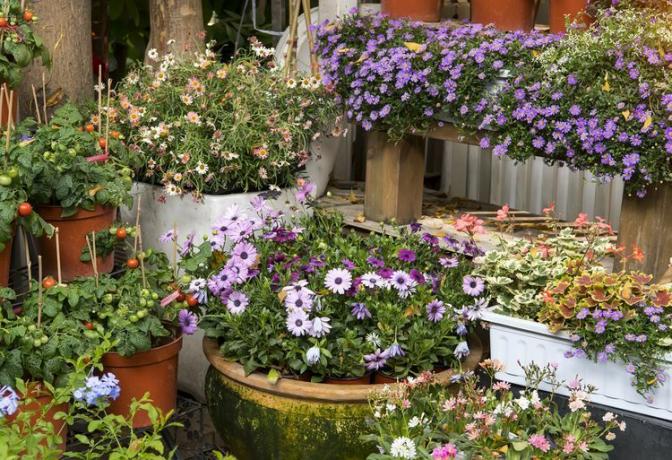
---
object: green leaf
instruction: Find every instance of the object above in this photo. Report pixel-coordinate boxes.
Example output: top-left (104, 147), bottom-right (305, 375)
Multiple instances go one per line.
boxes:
top-left (512, 440), bottom-right (529, 451)
top-left (267, 368), bottom-right (280, 384)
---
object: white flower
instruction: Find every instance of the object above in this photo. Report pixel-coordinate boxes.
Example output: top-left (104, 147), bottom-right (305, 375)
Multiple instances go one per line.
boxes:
top-left (309, 316), bottom-right (331, 338)
top-left (306, 346), bottom-right (320, 365)
top-left (147, 48), bottom-right (159, 61)
top-left (195, 161), bottom-right (209, 175)
top-left (386, 403), bottom-right (396, 413)
top-left (602, 412), bottom-right (616, 422)
top-left (366, 332), bottom-right (381, 348)
top-left (515, 396), bottom-right (530, 410)
top-left (408, 416), bottom-right (421, 428)
top-left (167, 39), bottom-right (176, 46)
top-left (568, 399), bottom-right (585, 412)
top-left (286, 78), bottom-right (297, 89)
top-left (605, 432), bottom-right (616, 441)
top-left (618, 421), bottom-right (626, 431)
top-left (389, 437), bottom-right (416, 459)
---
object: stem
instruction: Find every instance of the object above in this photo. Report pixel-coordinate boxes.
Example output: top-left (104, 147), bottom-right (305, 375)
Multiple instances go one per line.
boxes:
top-left (22, 226), bottom-right (31, 284)
top-left (37, 255), bottom-right (43, 328)
top-left (3, 88), bottom-right (11, 169)
top-left (134, 195), bottom-right (142, 253)
top-left (55, 227), bottom-right (62, 285)
top-left (301, 0), bottom-right (319, 77)
top-left (137, 224), bottom-right (147, 289)
top-left (31, 84), bottom-right (41, 124)
top-left (172, 223), bottom-right (178, 279)
top-left (41, 73), bottom-right (47, 124)
top-left (97, 65), bottom-right (102, 134)
top-left (104, 78), bottom-right (111, 153)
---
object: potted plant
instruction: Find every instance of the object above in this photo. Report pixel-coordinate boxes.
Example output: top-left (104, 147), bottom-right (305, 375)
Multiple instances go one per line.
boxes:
top-left (39, 245), bottom-right (191, 428)
top-left (180, 191), bottom-right (484, 459)
top-left (380, 0), bottom-right (441, 22)
top-left (12, 103), bottom-right (132, 281)
top-left (0, 0), bottom-right (50, 125)
top-left (364, 361), bottom-right (623, 459)
top-left (471, 0), bottom-right (538, 31)
top-left (477, 210), bottom-right (672, 419)
top-left (115, 39), bottom-right (340, 259)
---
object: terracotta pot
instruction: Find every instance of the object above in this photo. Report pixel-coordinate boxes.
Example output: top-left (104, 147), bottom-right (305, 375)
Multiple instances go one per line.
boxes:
top-left (471, 0), bottom-right (538, 31)
top-left (0, 83), bottom-right (17, 127)
top-left (373, 372), bottom-right (398, 384)
top-left (549, 0), bottom-right (592, 33)
top-left (204, 335), bottom-right (483, 460)
top-left (381, 0), bottom-right (441, 22)
top-left (103, 334), bottom-right (183, 428)
top-left (7, 383), bottom-right (69, 453)
top-left (323, 374), bottom-right (372, 385)
top-left (0, 234), bottom-right (12, 286)
top-left (37, 205), bottom-right (116, 281)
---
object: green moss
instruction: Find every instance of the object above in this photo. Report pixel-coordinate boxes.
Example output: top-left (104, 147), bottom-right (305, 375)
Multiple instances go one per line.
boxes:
top-left (205, 366), bottom-right (375, 460)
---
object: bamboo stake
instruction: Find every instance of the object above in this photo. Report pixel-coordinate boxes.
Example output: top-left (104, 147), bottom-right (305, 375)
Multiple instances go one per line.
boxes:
top-left (54, 227), bottom-right (62, 285)
top-left (20, 1), bottom-right (25, 12)
top-left (97, 65), bottom-right (102, 134)
top-left (86, 233), bottom-right (98, 288)
top-left (301, 0), bottom-right (319, 77)
top-left (37, 255), bottom-right (43, 328)
top-left (41, 73), bottom-right (47, 124)
top-left (22, 226), bottom-right (31, 284)
top-left (104, 78), bottom-right (111, 151)
top-left (5, 89), bottom-right (13, 151)
top-left (137, 224), bottom-right (147, 289)
top-left (133, 195), bottom-right (142, 253)
top-left (172, 223), bottom-right (178, 279)
top-left (284, 0), bottom-right (301, 78)
top-left (31, 85), bottom-right (41, 124)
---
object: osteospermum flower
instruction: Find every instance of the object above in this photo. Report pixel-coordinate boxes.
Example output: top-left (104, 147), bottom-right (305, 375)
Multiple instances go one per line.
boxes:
top-left (286, 309), bottom-right (312, 336)
top-left (188, 278), bottom-right (208, 303)
top-left (386, 342), bottom-right (405, 357)
top-left (226, 291), bottom-right (249, 315)
top-left (453, 341), bottom-right (470, 359)
top-left (0, 385), bottom-right (19, 417)
top-left (364, 349), bottom-right (390, 371)
top-left (324, 268), bottom-right (352, 294)
top-left (389, 437), bottom-right (417, 459)
top-left (426, 300), bottom-right (446, 322)
top-left (462, 276), bottom-right (485, 296)
top-left (360, 272), bottom-right (382, 288)
top-left (309, 316), bottom-right (332, 338)
top-left (351, 302), bottom-right (371, 320)
top-left (306, 346), bottom-right (321, 365)
top-left (390, 270), bottom-right (416, 295)
top-left (178, 309), bottom-right (199, 335)
top-left (159, 229), bottom-right (176, 243)
top-left (231, 241), bottom-right (257, 268)
top-left (397, 249), bottom-right (416, 262)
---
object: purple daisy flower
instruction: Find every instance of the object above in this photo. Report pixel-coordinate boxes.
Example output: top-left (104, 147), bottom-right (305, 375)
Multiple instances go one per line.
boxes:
top-left (386, 342), bottom-right (405, 358)
top-left (453, 341), bottom-right (470, 359)
top-left (360, 272), bottom-right (382, 289)
top-left (188, 278), bottom-right (208, 303)
top-left (285, 289), bottom-right (313, 311)
top-left (439, 256), bottom-right (459, 268)
top-left (309, 316), bottom-right (332, 338)
top-left (226, 291), bottom-right (249, 315)
top-left (159, 229), bottom-right (176, 243)
top-left (462, 276), bottom-right (485, 296)
top-left (426, 300), bottom-right (446, 322)
top-left (397, 249), bottom-right (416, 262)
top-left (324, 268), bottom-right (352, 294)
top-left (231, 241), bottom-right (258, 268)
top-left (179, 231), bottom-right (196, 257)
top-left (390, 270), bottom-right (413, 292)
top-left (351, 302), bottom-right (372, 320)
top-left (286, 309), bottom-right (312, 336)
top-left (178, 309), bottom-right (198, 335)
top-left (364, 349), bottom-right (390, 371)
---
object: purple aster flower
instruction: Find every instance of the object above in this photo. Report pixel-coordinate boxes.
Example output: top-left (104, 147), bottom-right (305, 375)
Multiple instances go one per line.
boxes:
top-left (479, 136), bottom-right (491, 149)
top-left (576, 308), bottom-right (590, 320)
top-left (341, 258), bottom-right (356, 270)
top-left (426, 300), bottom-right (446, 322)
top-left (626, 363), bottom-right (636, 374)
top-left (567, 74), bottom-right (577, 86)
top-left (179, 231), bottom-right (196, 257)
top-left (462, 276), bottom-right (485, 296)
top-left (286, 309), bottom-right (312, 336)
top-left (295, 181), bottom-right (316, 204)
top-left (364, 349), bottom-right (390, 371)
top-left (366, 256), bottom-right (385, 268)
top-left (306, 346), bottom-right (321, 365)
top-left (409, 269), bottom-right (425, 284)
top-left (386, 342), bottom-right (405, 358)
top-left (351, 302), bottom-right (372, 320)
top-left (226, 291), bottom-right (249, 315)
top-left (594, 319), bottom-right (607, 334)
top-left (597, 352), bottom-right (609, 364)
top-left (440, 256), bottom-right (459, 268)
top-left (178, 309), bottom-right (198, 335)
top-left (159, 229), bottom-right (176, 243)
top-left (324, 268), bottom-right (352, 294)
top-left (605, 344), bottom-right (616, 354)
top-left (409, 221), bottom-right (422, 233)
top-left (397, 249), bottom-right (416, 262)
top-left (573, 348), bottom-right (587, 359)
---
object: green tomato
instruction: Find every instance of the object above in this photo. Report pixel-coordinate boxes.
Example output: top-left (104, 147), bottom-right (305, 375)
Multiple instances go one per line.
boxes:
top-left (102, 293), bottom-right (114, 304)
top-left (145, 300), bottom-right (155, 308)
top-left (33, 339), bottom-right (42, 347)
top-left (7, 166), bottom-right (18, 178)
top-left (109, 227), bottom-right (117, 235)
top-left (151, 292), bottom-right (159, 300)
top-left (27, 324), bottom-right (36, 332)
top-left (180, 275), bottom-right (192, 285)
top-left (129, 314), bottom-right (139, 323)
top-left (138, 298), bottom-right (147, 307)
top-left (137, 309), bottom-right (147, 319)
top-left (141, 288), bottom-right (150, 298)
top-left (68, 148), bottom-right (77, 156)
top-left (0, 175), bottom-right (11, 186)
top-left (40, 336), bottom-right (49, 345)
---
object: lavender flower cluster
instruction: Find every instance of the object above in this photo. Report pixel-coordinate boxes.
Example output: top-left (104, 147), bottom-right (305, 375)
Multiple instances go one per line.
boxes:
top-left (316, 9), bottom-right (672, 196)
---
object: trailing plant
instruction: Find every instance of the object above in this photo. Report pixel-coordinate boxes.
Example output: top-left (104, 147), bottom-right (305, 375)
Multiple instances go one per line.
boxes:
top-left (0, 0), bottom-right (50, 88)
top-left (179, 184), bottom-right (486, 380)
top-left (11, 103), bottom-right (132, 217)
top-left (115, 39), bottom-right (340, 198)
top-left (365, 360), bottom-right (623, 459)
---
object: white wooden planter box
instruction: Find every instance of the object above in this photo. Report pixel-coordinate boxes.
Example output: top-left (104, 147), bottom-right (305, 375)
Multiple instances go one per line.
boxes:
top-left (121, 183), bottom-right (306, 402)
top-left (482, 309), bottom-right (672, 420)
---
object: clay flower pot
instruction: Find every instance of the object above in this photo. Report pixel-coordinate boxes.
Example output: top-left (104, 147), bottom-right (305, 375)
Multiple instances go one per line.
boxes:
top-left (102, 334), bottom-right (183, 428)
top-left (0, 83), bottom-right (17, 127)
top-left (323, 373), bottom-right (372, 385)
top-left (381, 0), bottom-right (442, 22)
top-left (373, 372), bottom-right (398, 385)
top-left (37, 205), bottom-right (116, 281)
top-left (471, 0), bottom-right (538, 31)
top-left (7, 383), bottom-right (69, 452)
top-left (549, 0), bottom-right (592, 33)
top-left (204, 335), bottom-right (483, 460)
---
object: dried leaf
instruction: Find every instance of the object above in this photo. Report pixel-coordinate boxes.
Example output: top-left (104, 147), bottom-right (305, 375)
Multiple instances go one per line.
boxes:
top-left (403, 42), bottom-right (423, 52)
top-left (354, 213), bottom-right (366, 223)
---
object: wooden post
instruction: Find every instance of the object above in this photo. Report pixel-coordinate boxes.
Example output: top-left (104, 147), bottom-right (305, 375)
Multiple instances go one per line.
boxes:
top-left (617, 183), bottom-right (672, 280)
top-left (364, 131), bottom-right (425, 224)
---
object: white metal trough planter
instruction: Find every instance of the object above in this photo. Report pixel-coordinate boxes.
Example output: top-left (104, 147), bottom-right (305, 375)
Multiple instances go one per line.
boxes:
top-left (482, 309), bottom-right (672, 420)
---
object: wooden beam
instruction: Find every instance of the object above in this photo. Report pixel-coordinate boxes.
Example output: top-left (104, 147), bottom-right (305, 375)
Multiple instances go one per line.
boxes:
top-left (364, 131), bottom-right (425, 224)
top-left (617, 184), bottom-right (672, 280)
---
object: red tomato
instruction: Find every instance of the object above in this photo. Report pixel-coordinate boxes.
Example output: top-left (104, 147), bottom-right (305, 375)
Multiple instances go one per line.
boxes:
top-left (18, 202), bottom-right (33, 217)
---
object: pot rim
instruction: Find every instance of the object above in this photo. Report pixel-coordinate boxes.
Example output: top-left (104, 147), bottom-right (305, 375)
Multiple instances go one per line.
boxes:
top-left (36, 204), bottom-right (115, 221)
top-left (103, 334), bottom-right (183, 368)
top-left (203, 335), bottom-right (483, 403)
